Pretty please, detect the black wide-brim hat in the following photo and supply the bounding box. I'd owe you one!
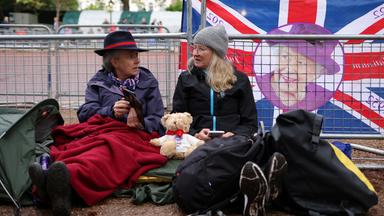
[95,30,148,56]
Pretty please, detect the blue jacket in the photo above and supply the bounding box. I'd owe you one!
[77,67,165,134]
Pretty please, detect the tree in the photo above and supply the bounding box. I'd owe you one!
[121,0,130,11]
[0,0,16,19]
[154,0,167,9]
[166,0,182,11]
[131,0,145,10]
[84,0,106,10]
[55,0,61,24]
[15,0,78,21]
[15,0,77,12]
[120,0,160,11]
[54,0,78,22]
[120,0,181,12]
[15,0,46,12]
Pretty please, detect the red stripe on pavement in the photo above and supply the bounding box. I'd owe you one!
[346,18,384,44]
[333,90,384,128]
[287,0,318,24]
[344,52,384,81]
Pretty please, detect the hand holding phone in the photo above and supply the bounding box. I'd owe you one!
[120,87,144,126]
[208,130,225,138]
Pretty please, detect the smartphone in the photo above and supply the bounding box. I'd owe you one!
[120,87,144,126]
[208,130,225,138]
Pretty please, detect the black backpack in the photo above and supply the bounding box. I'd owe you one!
[271,110,378,215]
[172,127,266,214]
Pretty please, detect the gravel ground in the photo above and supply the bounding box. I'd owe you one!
[1,139,383,216]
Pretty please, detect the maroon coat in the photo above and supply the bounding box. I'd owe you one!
[50,114,167,205]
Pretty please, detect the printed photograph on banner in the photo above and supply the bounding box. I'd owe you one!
[253,23,344,112]
[181,0,384,134]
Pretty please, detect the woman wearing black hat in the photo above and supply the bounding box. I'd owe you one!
[78,30,164,131]
[28,31,166,216]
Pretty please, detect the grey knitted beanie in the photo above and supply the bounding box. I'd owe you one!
[193,25,228,58]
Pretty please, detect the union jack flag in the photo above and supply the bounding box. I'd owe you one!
[181,0,384,134]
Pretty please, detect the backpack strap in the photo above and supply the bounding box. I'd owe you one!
[210,88,217,131]
[200,191,240,215]
[311,114,323,145]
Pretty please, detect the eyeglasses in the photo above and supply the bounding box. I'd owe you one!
[189,45,210,54]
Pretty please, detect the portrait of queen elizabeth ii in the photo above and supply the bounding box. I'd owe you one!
[254,23,344,111]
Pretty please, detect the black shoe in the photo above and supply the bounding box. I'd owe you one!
[239,161,268,216]
[264,152,288,203]
[46,161,71,216]
[28,162,49,204]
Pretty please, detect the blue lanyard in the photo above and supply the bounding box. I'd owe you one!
[210,88,216,131]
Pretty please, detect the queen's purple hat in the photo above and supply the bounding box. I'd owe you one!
[266,23,340,75]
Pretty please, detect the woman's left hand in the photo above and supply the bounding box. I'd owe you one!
[194,128,211,141]
[127,107,143,129]
[222,132,234,138]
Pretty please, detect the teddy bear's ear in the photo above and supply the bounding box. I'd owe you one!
[161,113,171,126]
[184,112,193,125]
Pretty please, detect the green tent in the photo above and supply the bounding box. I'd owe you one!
[0,99,63,209]
[119,11,151,24]
[62,11,81,25]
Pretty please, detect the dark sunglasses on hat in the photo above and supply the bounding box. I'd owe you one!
[95,31,148,56]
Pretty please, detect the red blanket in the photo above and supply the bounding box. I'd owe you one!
[50,114,167,205]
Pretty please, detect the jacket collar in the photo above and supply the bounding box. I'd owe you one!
[91,67,155,89]
[191,67,206,81]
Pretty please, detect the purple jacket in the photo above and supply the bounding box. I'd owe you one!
[77,67,164,134]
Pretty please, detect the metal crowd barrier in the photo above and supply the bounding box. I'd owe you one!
[0,33,383,137]
[0,32,383,169]
[0,33,183,123]
[0,24,170,35]
[57,24,171,34]
[0,24,53,35]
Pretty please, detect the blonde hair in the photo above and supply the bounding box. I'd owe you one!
[188,52,237,92]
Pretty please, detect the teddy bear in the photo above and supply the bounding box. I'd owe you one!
[150,112,204,159]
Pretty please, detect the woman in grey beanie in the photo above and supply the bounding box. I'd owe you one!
[173,24,257,138]
[172,25,286,216]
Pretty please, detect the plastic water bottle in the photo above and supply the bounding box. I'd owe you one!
[40,153,50,171]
